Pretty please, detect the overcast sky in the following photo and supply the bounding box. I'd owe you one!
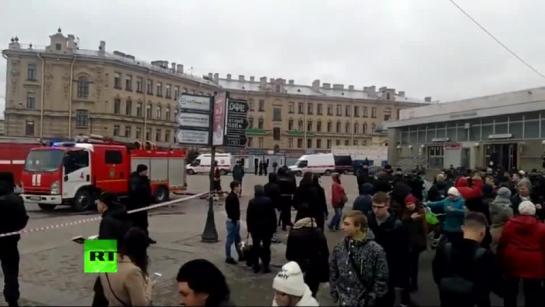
[2,0,545,116]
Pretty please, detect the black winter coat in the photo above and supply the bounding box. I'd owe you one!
[264,181,282,211]
[294,183,327,224]
[0,193,28,242]
[246,194,277,236]
[99,206,132,251]
[128,172,152,209]
[286,225,329,282]
[225,192,240,221]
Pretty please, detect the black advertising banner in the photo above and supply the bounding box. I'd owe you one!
[224,98,249,147]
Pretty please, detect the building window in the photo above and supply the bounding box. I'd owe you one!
[273,127,281,140]
[336,139,341,146]
[396,109,400,120]
[307,103,313,115]
[258,100,265,112]
[317,121,322,132]
[27,63,37,81]
[249,99,255,111]
[156,82,163,97]
[258,118,264,129]
[307,139,312,149]
[428,146,444,169]
[298,103,304,114]
[327,121,332,133]
[288,119,294,130]
[354,122,359,134]
[327,139,332,149]
[247,137,253,147]
[353,139,358,146]
[248,117,254,129]
[156,106,162,120]
[174,86,180,100]
[146,128,151,141]
[146,104,152,119]
[126,100,132,116]
[165,84,172,98]
[114,73,122,89]
[345,105,351,117]
[344,139,349,146]
[363,107,368,118]
[327,105,333,116]
[345,122,351,134]
[307,121,312,132]
[354,106,359,117]
[136,77,143,93]
[316,139,322,149]
[25,120,35,136]
[75,110,89,128]
[156,129,161,142]
[336,121,341,133]
[165,107,171,121]
[165,130,171,143]
[371,107,377,118]
[258,137,264,148]
[298,119,304,131]
[114,98,121,114]
[26,92,36,109]
[125,75,132,91]
[125,126,131,138]
[317,104,323,115]
[147,79,153,95]
[55,43,62,50]
[136,127,142,139]
[384,107,392,121]
[289,102,294,114]
[136,102,143,118]
[77,77,90,98]
[273,108,282,121]
[297,138,303,148]
[336,104,342,116]
[113,125,120,136]
[288,137,293,148]
[363,123,367,134]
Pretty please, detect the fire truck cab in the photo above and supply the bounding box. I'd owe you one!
[21,138,186,211]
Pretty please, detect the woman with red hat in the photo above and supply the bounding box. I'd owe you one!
[401,194,428,292]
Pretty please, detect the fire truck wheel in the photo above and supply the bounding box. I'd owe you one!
[73,189,93,211]
[38,203,57,211]
[154,186,170,203]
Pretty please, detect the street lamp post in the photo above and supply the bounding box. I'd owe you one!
[201,146,218,242]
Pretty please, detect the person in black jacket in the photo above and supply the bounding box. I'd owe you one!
[353,183,374,218]
[368,192,411,307]
[277,168,297,231]
[294,173,328,230]
[432,212,503,307]
[264,173,282,242]
[128,164,155,244]
[246,185,277,273]
[0,172,28,307]
[286,217,329,297]
[312,174,328,231]
[224,181,243,265]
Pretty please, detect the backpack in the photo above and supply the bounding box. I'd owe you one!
[439,243,486,296]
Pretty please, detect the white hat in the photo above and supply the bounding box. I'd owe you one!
[273,261,306,297]
[447,187,461,198]
[518,201,536,216]
[519,170,526,176]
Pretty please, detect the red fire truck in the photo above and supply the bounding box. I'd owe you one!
[21,136,187,211]
[0,138,44,190]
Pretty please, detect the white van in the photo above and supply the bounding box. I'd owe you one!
[187,153,232,175]
[289,153,336,176]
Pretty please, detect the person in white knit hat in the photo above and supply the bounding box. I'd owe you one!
[272,261,319,307]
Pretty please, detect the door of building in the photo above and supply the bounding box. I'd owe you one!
[461,148,470,169]
[485,143,517,171]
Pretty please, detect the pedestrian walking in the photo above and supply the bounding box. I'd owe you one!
[499,201,545,307]
[232,161,245,196]
[272,261,319,306]
[352,183,374,218]
[0,172,28,307]
[255,158,259,175]
[489,187,513,251]
[285,217,329,297]
[177,259,233,307]
[294,172,319,222]
[427,187,466,245]
[328,173,347,231]
[264,159,269,176]
[128,164,156,244]
[225,181,243,265]
[259,160,264,176]
[213,161,222,196]
[432,212,503,307]
[330,210,389,306]
[100,227,153,306]
[264,173,282,243]
[401,194,428,292]
[247,185,277,273]
[272,161,278,174]
[277,168,296,231]
[312,174,328,231]
[368,192,411,307]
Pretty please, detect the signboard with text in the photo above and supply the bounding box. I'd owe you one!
[224,98,249,147]
[176,94,213,145]
[212,92,227,146]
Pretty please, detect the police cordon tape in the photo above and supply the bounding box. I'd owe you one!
[0,191,208,238]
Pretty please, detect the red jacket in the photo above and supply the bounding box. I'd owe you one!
[454,177,483,200]
[331,182,346,208]
[499,215,545,279]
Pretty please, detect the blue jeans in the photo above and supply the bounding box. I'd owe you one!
[328,207,343,230]
[225,220,241,258]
